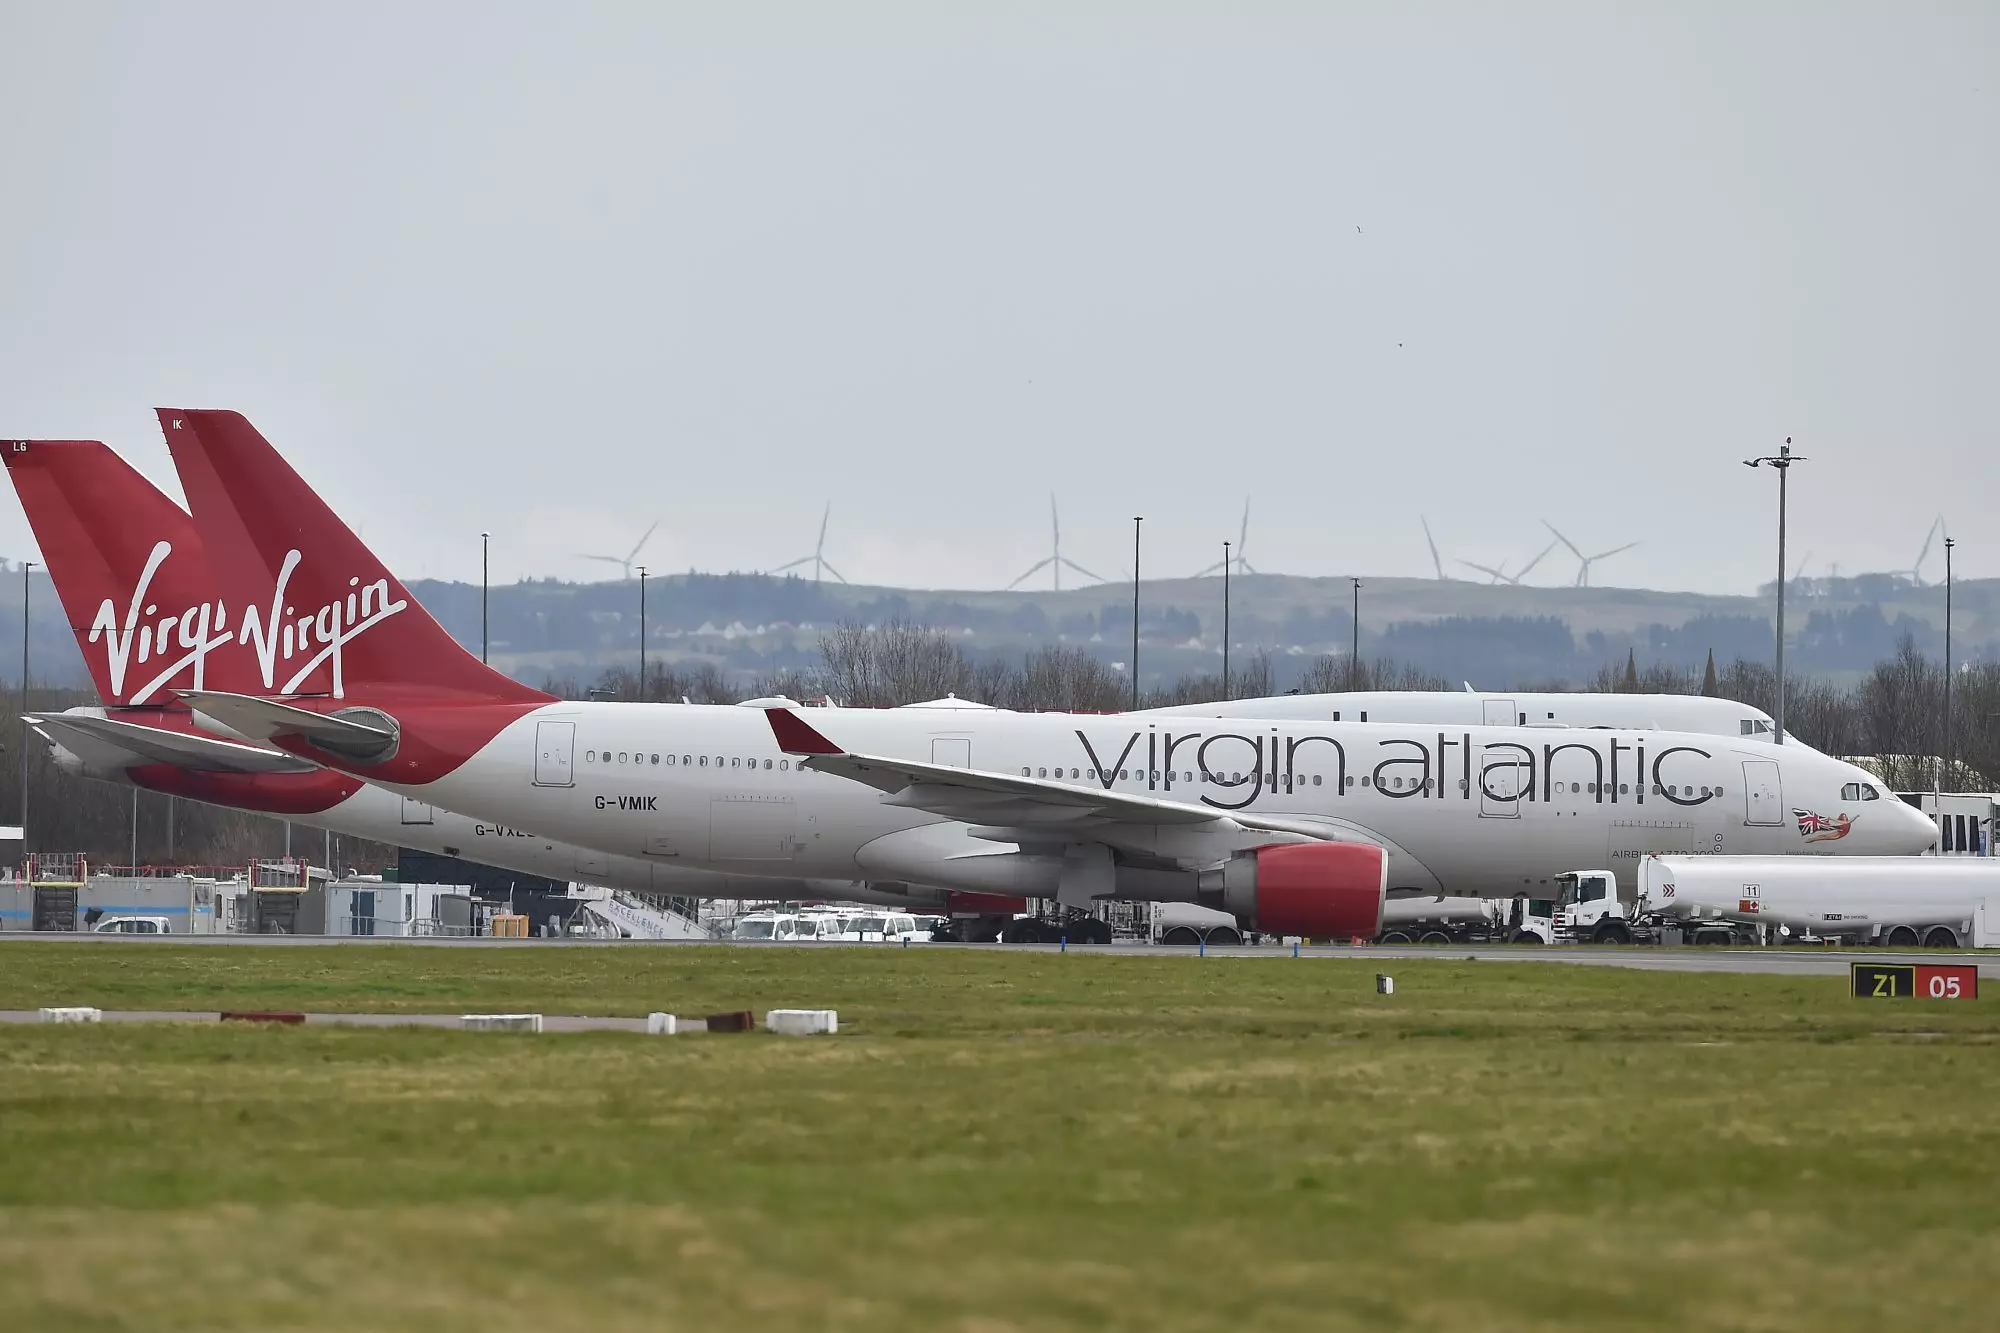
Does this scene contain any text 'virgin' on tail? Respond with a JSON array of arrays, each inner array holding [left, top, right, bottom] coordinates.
[[156, 409, 551, 704]]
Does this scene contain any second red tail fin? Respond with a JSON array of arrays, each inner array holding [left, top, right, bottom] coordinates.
[[158, 409, 550, 705]]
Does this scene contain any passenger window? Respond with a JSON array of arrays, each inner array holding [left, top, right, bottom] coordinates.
[[699, 756, 708, 767], [1071, 768, 1080, 779], [1120, 770, 1129, 780], [780, 760, 789, 771], [650, 754, 659, 765], [1362, 776, 1372, 787], [1571, 783, 1580, 794], [1038, 768, 1048, 778], [1313, 775, 1322, 786], [764, 759, 772, 770], [1345, 776, 1355, 788], [682, 755, 692, 766], [585, 750, 595, 762]]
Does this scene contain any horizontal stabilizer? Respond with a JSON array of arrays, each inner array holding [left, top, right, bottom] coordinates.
[[28, 710, 319, 775], [177, 690, 397, 758]]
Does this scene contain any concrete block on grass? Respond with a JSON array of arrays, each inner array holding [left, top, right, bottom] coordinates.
[[766, 1009, 838, 1036], [460, 1013, 543, 1033], [646, 1012, 679, 1035], [39, 1007, 102, 1024]]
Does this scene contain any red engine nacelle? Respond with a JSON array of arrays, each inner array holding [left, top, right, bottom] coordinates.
[[1211, 842, 1387, 937]]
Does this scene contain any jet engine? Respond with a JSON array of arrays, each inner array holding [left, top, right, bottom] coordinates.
[[1202, 842, 1387, 937]]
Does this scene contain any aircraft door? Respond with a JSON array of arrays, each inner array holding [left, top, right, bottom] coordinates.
[[1479, 746, 1526, 818], [931, 738, 971, 768], [1742, 759, 1782, 826], [399, 797, 434, 826], [708, 794, 800, 860], [1482, 698, 1518, 728], [533, 721, 576, 787]]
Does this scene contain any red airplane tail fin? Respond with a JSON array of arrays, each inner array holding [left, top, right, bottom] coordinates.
[[157, 409, 551, 705], [1, 438, 247, 705]]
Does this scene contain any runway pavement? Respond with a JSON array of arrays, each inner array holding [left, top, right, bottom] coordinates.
[[4, 932, 1997, 975]]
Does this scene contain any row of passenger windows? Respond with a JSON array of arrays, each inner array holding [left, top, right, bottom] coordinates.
[[1020, 766, 1718, 798], [583, 749, 796, 771]]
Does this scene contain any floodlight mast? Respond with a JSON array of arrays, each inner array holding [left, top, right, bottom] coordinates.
[[1743, 439, 1808, 745]]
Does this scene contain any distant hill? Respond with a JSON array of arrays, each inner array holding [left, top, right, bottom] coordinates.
[[5, 565, 1983, 695]]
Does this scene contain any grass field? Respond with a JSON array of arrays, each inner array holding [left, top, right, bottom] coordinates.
[[1, 944, 1997, 1332]]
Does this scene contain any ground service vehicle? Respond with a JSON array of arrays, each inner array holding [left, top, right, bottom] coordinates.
[[91, 915, 172, 934], [1561, 857, 2000, 947]]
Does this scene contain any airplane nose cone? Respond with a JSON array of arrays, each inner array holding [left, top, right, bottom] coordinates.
[[1897, 800, 1938, 854]]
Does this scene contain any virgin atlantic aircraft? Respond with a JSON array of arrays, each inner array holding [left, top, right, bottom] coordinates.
[[154, 410, 1934, 942], [0, 437, 919, 912]]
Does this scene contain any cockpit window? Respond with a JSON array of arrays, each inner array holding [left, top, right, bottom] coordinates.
[[1862, 784, 1881, 801], [1741, 718, 1776, 736], [1842, 782, 1861, 801]]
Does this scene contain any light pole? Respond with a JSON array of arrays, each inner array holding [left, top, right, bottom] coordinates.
[[1130, 518, 1142, 711], [480, 532, 490, 665], [1944, 536, 1955, 792], [1742, 438, 1808, 744], [1221, 541, 1231, 701], [1350, 577, 1361, 690], [637, 565, 648, 702], [18, 559, 32, 853]]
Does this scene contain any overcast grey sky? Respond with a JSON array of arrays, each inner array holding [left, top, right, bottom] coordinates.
[[0, 3, 1993, 594]]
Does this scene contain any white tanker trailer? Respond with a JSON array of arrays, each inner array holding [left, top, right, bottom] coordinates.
[[1561, 856, 2000, 948]]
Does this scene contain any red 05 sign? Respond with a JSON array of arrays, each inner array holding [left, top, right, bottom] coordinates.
[[1916, 964, 1979, 1000]]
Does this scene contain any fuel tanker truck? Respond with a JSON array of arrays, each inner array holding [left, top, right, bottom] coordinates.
[[1559, 856, 2000, 948]]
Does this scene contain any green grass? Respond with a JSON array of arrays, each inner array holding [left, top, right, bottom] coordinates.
[[1, 944, 1997, 1332]]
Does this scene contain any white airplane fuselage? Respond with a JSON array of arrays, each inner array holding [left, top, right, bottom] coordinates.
[[330, 702, 1934, 900], [1148, 690, 1782, 741]]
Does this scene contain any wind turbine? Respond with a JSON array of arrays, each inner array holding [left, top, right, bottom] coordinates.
[[1420, 517, 1450, 580], [1905, 516, 1947, 586], [770, 503, 847, 584], [1195, 499, 1256, 577], [1458, 538, 1559, 586], [1008, 494, 1106, 590], [1541, 521, 1638, 588], [578, 520, 659, 581]]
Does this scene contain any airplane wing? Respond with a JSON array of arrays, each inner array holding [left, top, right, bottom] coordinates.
[[177, 690, 397, 756], [764, 707, 1344, 845], [29, 710, 320, 774]]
